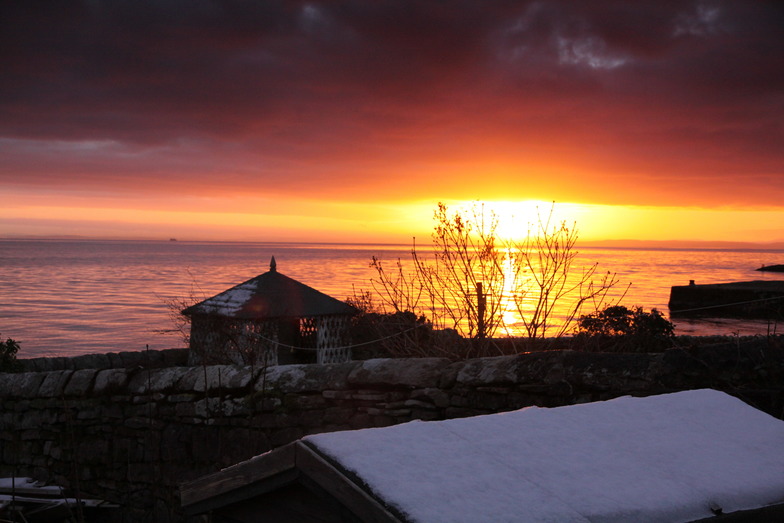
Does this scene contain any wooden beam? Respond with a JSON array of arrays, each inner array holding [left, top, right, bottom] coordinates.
[[295, 442, 403, 523], [180, 443, 297, 509]]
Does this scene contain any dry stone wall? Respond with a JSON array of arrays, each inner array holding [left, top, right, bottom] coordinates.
[[1, 341, 783, 522]]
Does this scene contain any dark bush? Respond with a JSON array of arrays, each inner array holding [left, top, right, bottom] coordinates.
[[0, 335, 23, 372], [574, 306, 675, 352]]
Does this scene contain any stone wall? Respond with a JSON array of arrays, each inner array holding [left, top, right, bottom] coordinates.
[[20, 347, 190, 373], [2, 341, 783, 522]]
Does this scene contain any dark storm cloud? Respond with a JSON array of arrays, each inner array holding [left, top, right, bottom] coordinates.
[[1, 1, 783, 204]]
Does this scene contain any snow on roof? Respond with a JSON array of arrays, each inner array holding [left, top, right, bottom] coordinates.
[[305, 389, 784, 523], [182, 259, 357, 319]]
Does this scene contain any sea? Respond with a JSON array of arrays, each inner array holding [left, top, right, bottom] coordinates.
[[2, 239, 784, 358]]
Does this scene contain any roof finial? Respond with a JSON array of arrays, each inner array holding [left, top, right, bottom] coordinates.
[[270, 256, 277, 272]]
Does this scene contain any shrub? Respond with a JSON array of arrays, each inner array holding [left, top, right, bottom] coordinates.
[[0, 335, 23, 372], [574, 305, 674, 352]]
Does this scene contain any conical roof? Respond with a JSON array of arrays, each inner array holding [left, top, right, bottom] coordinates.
[[182, 257, 357, 319]]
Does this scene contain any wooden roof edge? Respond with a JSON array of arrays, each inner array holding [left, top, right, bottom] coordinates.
[[180, 443, 297, 512], [296, 441, 405, 523], [179, 439, 404, 522]]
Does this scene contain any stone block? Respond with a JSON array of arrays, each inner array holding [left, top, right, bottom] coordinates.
[[384, 408, 411, 417], [322, 390, 352, 400], [403, 399, 437, 410], [454, 355, 519, 386], [411, 387, 450, 408], [0, 373, 24, 397], [72, 353, 111, 370], [258, 361, 354, 393], [63, 369, 97, 396], [283, 393, 326, 410], [348, 358, 451, 389], [178, 365, 256, 393], [193, 397, 222, 418], [38, 370, 74, 397], [221, 398, 250, 417], [128, 367, 189, 394], [94, 368, 129, 394], [5, 372, 47, 398], [169, 393, 197, 402], [350, 391, 389, 402]]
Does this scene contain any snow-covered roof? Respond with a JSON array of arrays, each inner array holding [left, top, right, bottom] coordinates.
[[182, 389, 784, 522], [306, 389, 784, 522], [182, 257, 357, 319]]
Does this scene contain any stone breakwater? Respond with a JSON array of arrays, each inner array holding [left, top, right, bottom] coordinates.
[[2, 341, 783, 522]]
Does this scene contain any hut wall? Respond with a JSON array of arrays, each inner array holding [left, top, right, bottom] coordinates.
[[188, 315, 279, 366], [189, 315, 353, 366]]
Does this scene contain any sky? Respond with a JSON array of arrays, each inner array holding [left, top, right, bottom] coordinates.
[[1, 1, 783, 244]]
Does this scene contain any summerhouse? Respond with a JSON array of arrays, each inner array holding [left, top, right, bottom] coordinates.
[[182, 257, 357, 366]]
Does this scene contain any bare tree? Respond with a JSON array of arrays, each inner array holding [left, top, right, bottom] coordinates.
[[372, 202, 506, 341], [369, 202, 624, 356], [508, 205, 626, 339]]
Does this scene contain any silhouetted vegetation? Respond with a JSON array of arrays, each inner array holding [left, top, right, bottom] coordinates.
[[367, 202, 623, 358], [574, 305, 675, 352], [0, 335, 23, 372]]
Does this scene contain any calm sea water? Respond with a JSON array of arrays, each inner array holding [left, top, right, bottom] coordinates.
[[2, 239, 784, 358]]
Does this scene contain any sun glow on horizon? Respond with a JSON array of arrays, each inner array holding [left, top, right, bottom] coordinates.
[[3, 188, 784, 246], [444, 200, 603, 243]]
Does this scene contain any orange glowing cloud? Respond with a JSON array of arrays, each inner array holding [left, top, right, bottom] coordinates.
[[1, 2, 783, 243]]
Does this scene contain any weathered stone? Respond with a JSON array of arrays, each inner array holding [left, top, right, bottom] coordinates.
[[384, 408, 411, 417], [348, 358, 451, 388], [244, 394, 282, 411], [222, 398, 250, 417], [350, 391, 389, 402], [404, 399, 437, 410], [63, 369, 97, 396], [94, 368, 129, 394], [283, 393, 326, 410], [128, 367, 190, 394], [169, 393, 197, 402], [258, 362, 354, 393], [176, 365, 247, 393], [193, 397, 223, 418], [321, 389, 352, 400], [24, 372, 49, 398], [215, 365, 258, 390], [38, 370, 74, 397], [0, 372, 40, 398], [72, 352, 111, 370], [411, 388, 450, 408], [456, 354, 542, 385]]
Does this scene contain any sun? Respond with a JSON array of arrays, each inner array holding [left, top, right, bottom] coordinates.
[[447, 200, 562, 242]]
